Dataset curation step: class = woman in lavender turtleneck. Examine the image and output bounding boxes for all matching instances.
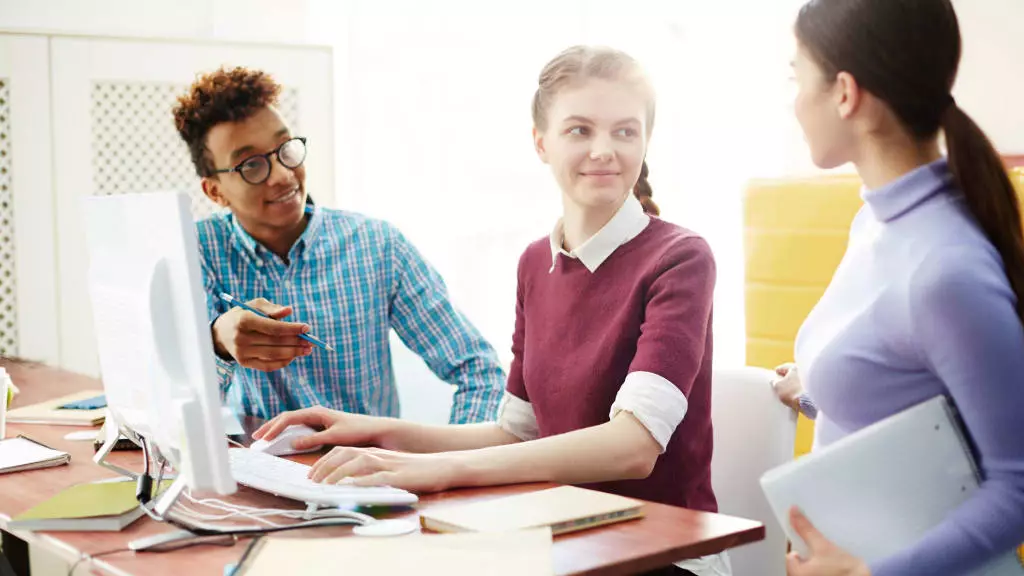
[769,0,1024,575]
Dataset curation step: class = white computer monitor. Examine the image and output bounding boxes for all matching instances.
[82,191,235,509]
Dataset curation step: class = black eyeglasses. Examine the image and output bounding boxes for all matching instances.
[212,137,307,185]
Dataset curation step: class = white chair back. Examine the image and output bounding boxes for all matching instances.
[710,366,798,576]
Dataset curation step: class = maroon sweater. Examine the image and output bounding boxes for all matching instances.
[506,217,717,512]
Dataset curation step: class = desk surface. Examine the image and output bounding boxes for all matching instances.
[0,360,763,576]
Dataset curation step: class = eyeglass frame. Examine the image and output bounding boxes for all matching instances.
[210,136,308,185]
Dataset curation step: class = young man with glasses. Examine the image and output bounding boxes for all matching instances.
[172,67,504,423]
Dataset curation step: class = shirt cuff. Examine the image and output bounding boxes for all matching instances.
[210,315,236,363]
[609,371,688,453]
[215,355,236,378]
[798,393,819,420]
[675,549,732,576]
[209,316,237,394]
[496,392,539,441]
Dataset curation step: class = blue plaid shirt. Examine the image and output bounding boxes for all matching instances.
[196,205,504,423]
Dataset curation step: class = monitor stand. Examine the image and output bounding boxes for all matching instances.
[93,424,196,549]
[92,419,145,480]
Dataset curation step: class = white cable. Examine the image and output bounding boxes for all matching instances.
[184,492,274,514]
[153,500,366,535]
[129,455,371,533]
[176,502,283,527]
[174,502,282,524]
[178,494,283,527]
[171,513,366,534]
[175,490,374,527]
[170,503,285,530]
[184,489,375,523]
[176,502,370,524]
[181,491,299,518]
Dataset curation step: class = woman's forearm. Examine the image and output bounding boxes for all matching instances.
[379,421,521,453]
[450,413,661,487]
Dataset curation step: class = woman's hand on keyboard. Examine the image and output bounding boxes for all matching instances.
[253,406,396,451]
[308,446,457,493]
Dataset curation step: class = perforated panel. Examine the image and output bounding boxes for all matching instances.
[90,81,301,220]
[0,79,17,356]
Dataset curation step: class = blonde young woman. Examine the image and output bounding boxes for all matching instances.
[256,46,727,576]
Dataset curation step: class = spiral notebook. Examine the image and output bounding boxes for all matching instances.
[760,395,1023,575]
[0,435,70,474]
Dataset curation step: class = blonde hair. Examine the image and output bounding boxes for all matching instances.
[532,45,659,215]
[531,45,656,132]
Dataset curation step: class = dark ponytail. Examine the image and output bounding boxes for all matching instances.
[796,0,1024,324]
[633,160,659,216]
[942,104,1024,322]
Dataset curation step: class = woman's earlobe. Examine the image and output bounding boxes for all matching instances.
[534,142,549,164]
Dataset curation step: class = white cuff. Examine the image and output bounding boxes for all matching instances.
[676,550,733,576]
[609,371,688,453]
[497,392,539,441]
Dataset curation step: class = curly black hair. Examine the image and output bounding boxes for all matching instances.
[172,66,281,178]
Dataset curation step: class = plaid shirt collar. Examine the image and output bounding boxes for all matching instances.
[229,203,324,265]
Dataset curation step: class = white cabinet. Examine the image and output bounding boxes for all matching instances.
[0,32,334,375]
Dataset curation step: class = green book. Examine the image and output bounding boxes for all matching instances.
[8,479,173,532]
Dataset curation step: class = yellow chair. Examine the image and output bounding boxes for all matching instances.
[743,173,863,456]
[743,167,1024,565]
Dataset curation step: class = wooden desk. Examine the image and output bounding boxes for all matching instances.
[0,361,764,575]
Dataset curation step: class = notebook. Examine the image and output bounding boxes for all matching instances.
[234,527,554,576]
[8,479,174,532]
[6,390,107,426]
[419,485,644,536]
[0,435,70,474]
[760,395,1023,575]
[92,420,141,452]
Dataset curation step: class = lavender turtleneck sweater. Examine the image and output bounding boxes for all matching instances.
[794,158,1024,575]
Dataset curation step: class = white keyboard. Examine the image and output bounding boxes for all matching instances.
[227,448,418,508]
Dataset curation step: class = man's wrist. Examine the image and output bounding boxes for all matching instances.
[210,316,233,361]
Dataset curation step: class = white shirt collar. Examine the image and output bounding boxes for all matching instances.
[549,193,650,273]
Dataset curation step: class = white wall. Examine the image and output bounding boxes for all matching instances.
[0,0,312,43]
[0,0,214,37]
[953,0,1024,154]
[4,0,1012,156]
[302,0,832,374]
